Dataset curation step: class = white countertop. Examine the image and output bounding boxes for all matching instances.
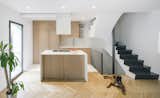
[41,50,87,55]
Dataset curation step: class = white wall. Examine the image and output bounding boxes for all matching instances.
[94,13,122,55]
[0,3,33,91]
[115,12,160,75]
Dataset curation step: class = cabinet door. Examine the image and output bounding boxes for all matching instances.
[48,21,59,49]
[71,22,80,38]
[63,55,85,80]
[39,21,49,53]
[33,21,49,64]
[43,55,63,80]
[33,21,40,64]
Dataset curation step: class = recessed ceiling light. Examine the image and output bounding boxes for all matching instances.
[25,6,31,9]
[91,5,96,9]
[61,6,65,9]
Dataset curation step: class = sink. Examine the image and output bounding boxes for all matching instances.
[52,49,71,52]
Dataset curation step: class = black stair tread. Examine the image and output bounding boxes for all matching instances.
[125,63,144,66]
[120,54,138,58]
[131,68,151,73]
[124,59,144,63]
[134,72,158,76]
[124,62,144,65]
[120,54,137,56]
[129,66,151,73]
[135,72,159,76]
[116,45,126,48]
[118,50,132,55]
[135,72,159,79]
[124,59,144,65]
[129,65,150,69]
[118,49,132,51]
[129,65,149,68]
[116,46,126,50]
[116,45,126,47]
[120,54,138,57]
[124,59,143,61]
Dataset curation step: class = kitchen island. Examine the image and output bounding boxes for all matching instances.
[41,50,88,81]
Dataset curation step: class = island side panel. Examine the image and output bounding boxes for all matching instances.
[42,55,64,81]
[63,55,86,81]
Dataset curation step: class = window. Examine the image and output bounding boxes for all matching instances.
[9,21,23,79]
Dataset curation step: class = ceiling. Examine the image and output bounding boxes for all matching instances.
[0,0,160,13]
[1,0,160,21]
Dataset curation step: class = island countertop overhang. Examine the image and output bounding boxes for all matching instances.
[41,50,87,55]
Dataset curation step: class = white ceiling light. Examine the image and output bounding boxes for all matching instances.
[25,6,31,9]
[91,5,96,9]
[61,5,65,9]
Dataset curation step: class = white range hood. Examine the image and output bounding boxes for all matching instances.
[56,14,71,35]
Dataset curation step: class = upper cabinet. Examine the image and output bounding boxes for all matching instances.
[71,22,80,38]
[56,14,71,35]
[60,21,80,39]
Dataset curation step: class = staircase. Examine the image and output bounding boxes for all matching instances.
[115,42,159,80]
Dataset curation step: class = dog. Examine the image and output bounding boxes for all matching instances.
[104,75,126,95]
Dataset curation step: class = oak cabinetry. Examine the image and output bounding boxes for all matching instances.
[33,21,80,64]
[41,50,87,81]
[48,22,59,49]
[63,55,85,80]
[33,21,59,64]
[71,21,80,38]
[42,55,63,80]
[63,48,91,64]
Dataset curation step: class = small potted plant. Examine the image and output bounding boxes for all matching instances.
[0,41,24,98]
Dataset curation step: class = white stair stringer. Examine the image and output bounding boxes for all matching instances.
[115,49,136,79]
